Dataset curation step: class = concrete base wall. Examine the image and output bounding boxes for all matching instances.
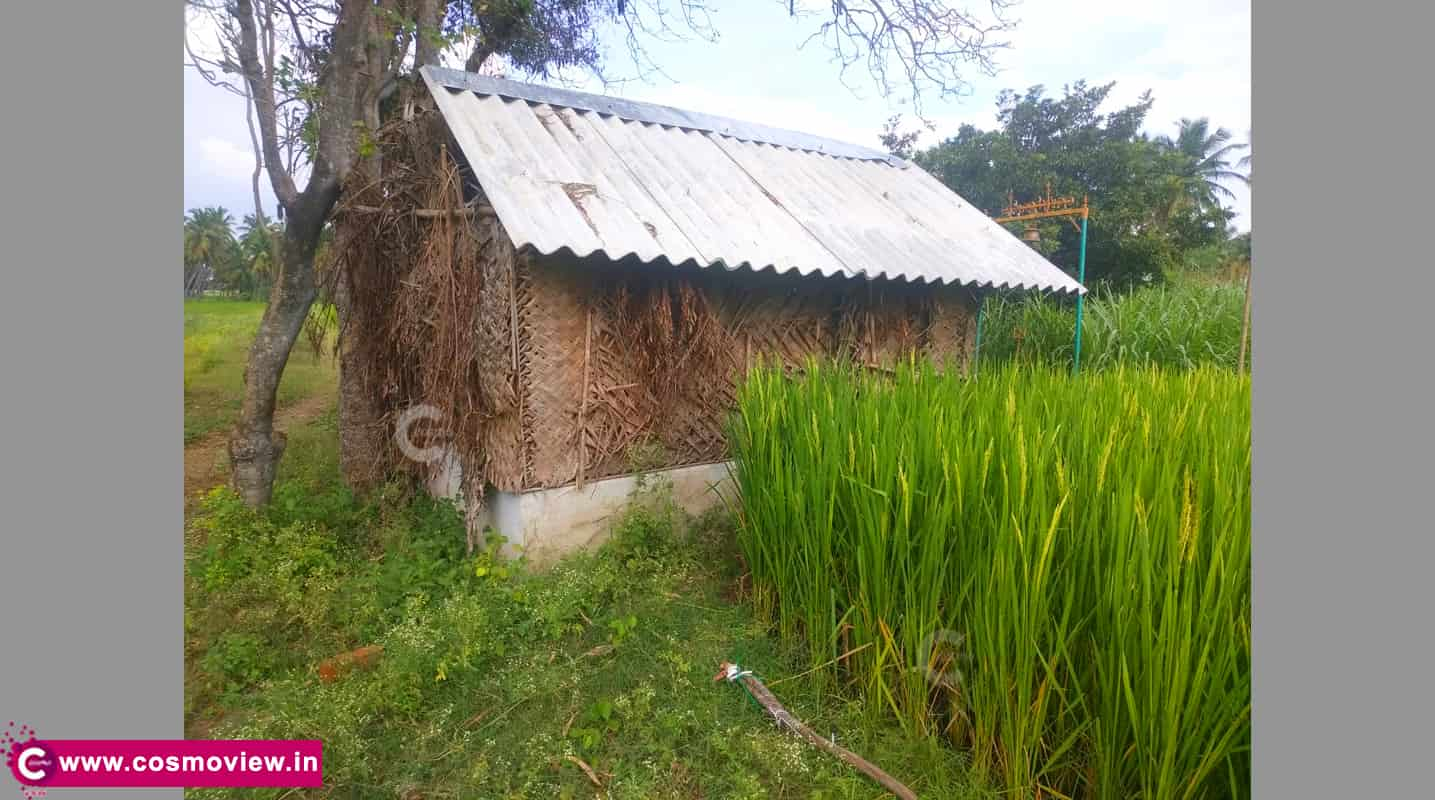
[427,455,735,567]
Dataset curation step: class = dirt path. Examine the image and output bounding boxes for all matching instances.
[183,391,336,515]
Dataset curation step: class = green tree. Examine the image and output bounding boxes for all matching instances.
[1160,117,1249,210]
[183,206,238,296]
[238,213,283,299]
[912,81,1226,285]
[1238,129,1252,184]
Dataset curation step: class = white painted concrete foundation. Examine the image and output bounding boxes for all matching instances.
[426,454,736,567]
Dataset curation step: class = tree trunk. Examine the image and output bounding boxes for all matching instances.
[228,217,321,506]
[335,269,389,492]
[334,1,445,494]
[223,0,374,507]
[334,40,391,495]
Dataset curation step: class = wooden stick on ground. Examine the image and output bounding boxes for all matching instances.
[714,661,918,800]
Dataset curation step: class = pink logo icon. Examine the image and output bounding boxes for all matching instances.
[3,723,50,798]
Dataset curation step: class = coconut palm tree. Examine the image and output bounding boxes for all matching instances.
[239,213,283,298]
[1237,128,1251,185]
[1160,118,1249,211]
[183,207,237,296]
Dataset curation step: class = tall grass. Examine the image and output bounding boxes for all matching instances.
[730,360,1250,798]
[978,278,1248,372]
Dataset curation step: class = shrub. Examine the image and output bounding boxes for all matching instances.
[186,481,472,712]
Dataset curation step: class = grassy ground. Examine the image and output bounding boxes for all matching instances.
[186,420,982,799]
[184,299,337,443]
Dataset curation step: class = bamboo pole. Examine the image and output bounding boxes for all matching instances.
[335,204,495,219]
[1238,265,1252,373]
[577,309,592,488]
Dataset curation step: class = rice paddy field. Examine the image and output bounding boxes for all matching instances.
[730,360,1251,799]
[184,299,336,443]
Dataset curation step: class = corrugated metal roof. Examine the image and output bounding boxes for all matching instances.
[419,66,1086,296]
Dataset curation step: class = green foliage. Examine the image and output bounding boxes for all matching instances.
[440,0,605,79]
[199,632,269,695]
[606,614,640,644]
[187,426,984,799]
[910,82,1245,285]
[730,360,1251,799]
[622,436,670,473]
[186,472,475,712]
[607,475,686,564]
[977,275,1250,372]
[569,698,623,752]
[1180,235,1251,277]
[1158,117,1250,211]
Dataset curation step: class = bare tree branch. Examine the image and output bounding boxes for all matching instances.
[280,0,312,59]
[235,0,301,210]
[183,9,246,97]
[243,79,266,225]
[797,0,1016,115]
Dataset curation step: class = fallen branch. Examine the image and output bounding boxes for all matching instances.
[565,755,603,787]
[714,661,917,800]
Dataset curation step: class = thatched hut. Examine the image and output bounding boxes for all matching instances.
[335,66,1085,562]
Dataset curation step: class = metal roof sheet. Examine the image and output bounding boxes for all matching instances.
[420,66,1086,296]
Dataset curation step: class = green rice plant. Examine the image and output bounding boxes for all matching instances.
[730,360,1250,799]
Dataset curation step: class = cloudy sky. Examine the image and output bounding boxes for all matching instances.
[184,0,1250,229]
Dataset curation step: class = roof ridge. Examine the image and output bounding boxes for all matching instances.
[419,65,904,165]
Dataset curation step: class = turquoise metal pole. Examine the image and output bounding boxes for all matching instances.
[1072,214,1089,375]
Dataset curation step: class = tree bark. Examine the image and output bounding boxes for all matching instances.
[334,8,391,495]
[335,0,446,494]
[228,211,323,506]
[335,267,389,493]
[413,0,443,68]
[227,0,374,507]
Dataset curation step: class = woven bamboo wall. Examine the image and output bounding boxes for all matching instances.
[470,211,526,493]
[477,251,980,492]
